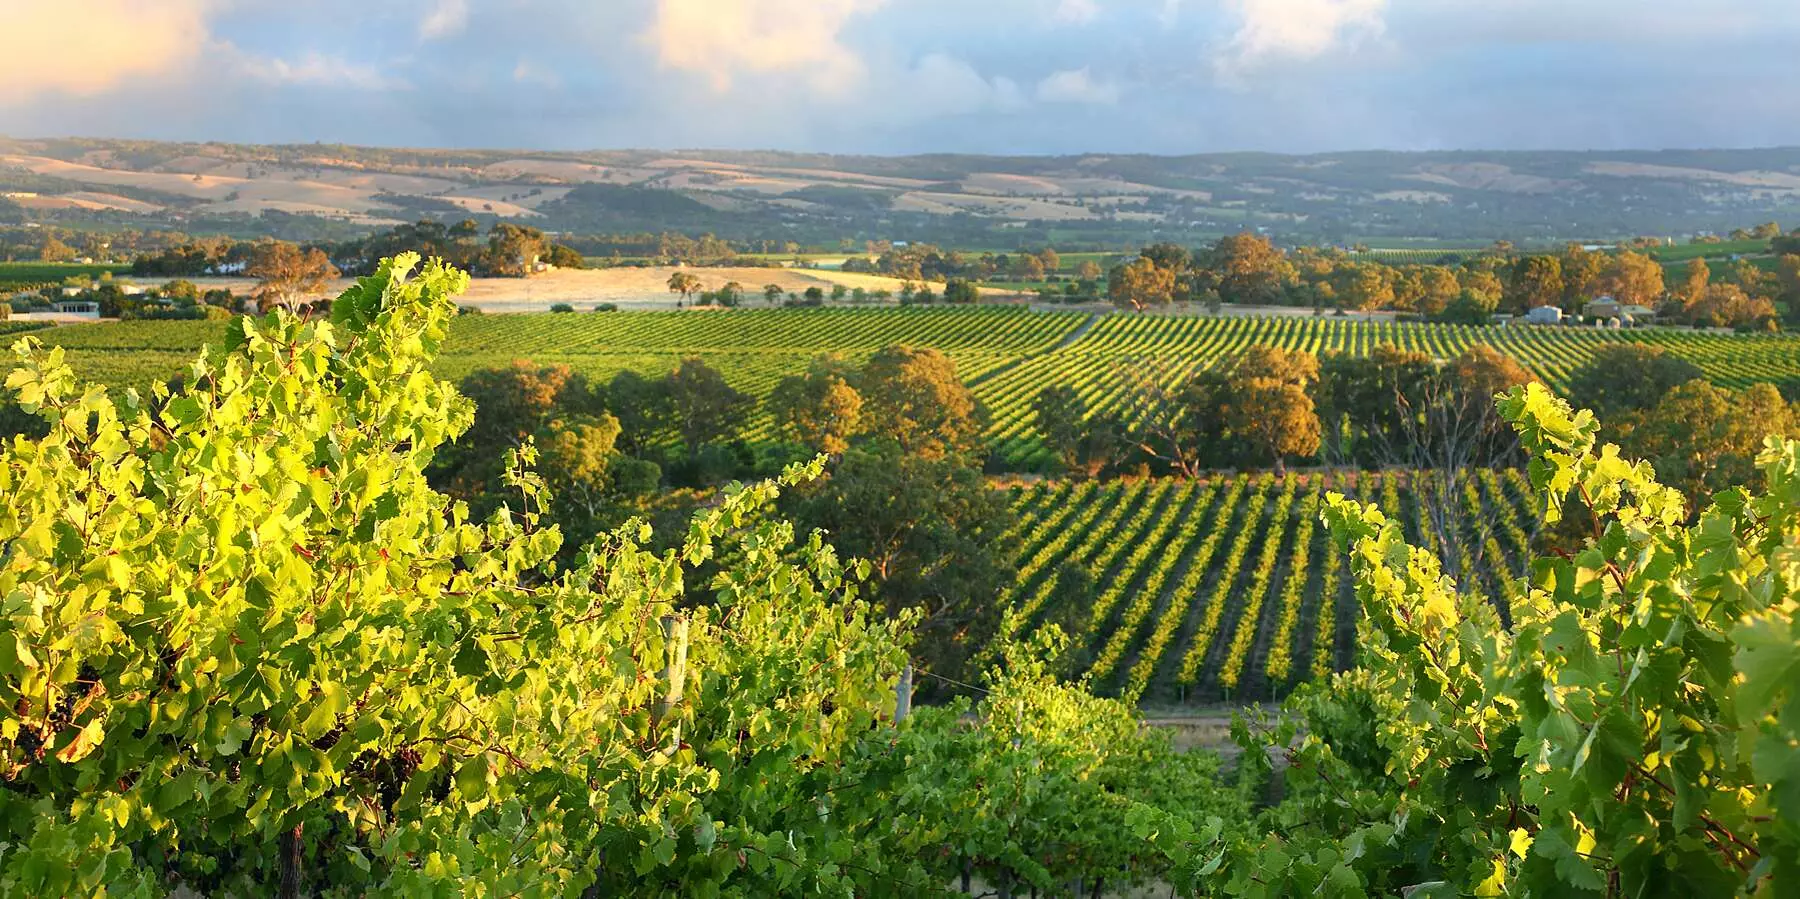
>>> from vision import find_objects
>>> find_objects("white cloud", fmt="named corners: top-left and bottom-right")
top-left (419, 0), bottom-right (470, 41)
top-left (1217, 0), bottom-right (1387, 77)
top-left (0, 0), bottom-right (216, 105)
top-left (643, 0), bottom-right (889, 95)
top-left (887, 53), bottom-right (1028, 118)
top-left (513, 59), bottom-right (562, 88)
top-left (1053, 0), bottom-right (1099, 25)
top-left (1035, 67), bottom-right (1120, 104)
top-left (241, 52), bottom-right (407, 90)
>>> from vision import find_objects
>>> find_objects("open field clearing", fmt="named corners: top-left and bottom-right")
top-left (10, 266), bottom-right (1006, 312)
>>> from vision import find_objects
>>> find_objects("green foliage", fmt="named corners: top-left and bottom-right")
top-left (852, 624), bottom-right (1245, 896)
top-left (1147, 382), bottom-right (1800, 896)
top-left (0, 254), bottom-right (930, 895)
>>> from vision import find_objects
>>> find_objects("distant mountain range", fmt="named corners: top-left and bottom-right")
top-left (5, 137), bottom-right (1800, 248)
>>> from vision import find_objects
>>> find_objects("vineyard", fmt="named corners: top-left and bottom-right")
top-left (1347, 247), bottom-right (1488, 264)
top-left (10, 308), bottom-right (1800, 468)
top-left (0, 261), bottom-right (132, 292)
top-left (1000, 469), bottom-right (1539, 703)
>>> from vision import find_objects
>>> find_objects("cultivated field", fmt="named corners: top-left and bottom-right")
top-left (4, 308), bottom-right (1796, 710)
top-left (12, 308), bottom-right (1800, 470)
top-left (1002, 469), bottom-right (1537, 702)
top-left (5, 266), bottom-right (1004, 312)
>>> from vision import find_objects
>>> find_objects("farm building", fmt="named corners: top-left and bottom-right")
top-left (1524, 305), bottom-right (1563, 325)
top-left (51, 299), bottom-right (100, 318)
top-left (1584, 298), bottom-right (1657, 325)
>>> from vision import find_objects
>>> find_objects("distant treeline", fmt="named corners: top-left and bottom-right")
top-left (125, 220), bottom-right (586, 279)
top-left (1095, 230), bottom-right (1800, 329)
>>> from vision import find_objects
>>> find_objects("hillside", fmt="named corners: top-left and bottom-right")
top-left (6, 137), bottom-right (1800, 246)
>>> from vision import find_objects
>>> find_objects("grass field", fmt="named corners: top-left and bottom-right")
top-left (9, 308), bottom-right (1800, 469)
top-left (1647, 239), bottom-right (1771, 262)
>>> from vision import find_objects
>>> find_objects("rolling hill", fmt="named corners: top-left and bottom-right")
top-left (5, 137), bottom-right (1800, 246)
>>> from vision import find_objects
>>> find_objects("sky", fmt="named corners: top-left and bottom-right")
top-left (3, 0), bottom-right (1799, 156)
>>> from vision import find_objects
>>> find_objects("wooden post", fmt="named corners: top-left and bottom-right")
top-left (278, 823), bottom-right (303, 899)
top-left (653, 616), bottom-right (689, 748)
top-left (894, 664), bottom-right (913, 723)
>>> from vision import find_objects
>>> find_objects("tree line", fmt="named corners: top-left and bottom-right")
top-left (1102, 231), bottom-right (1800, 329)
top-left (128, 219), bottom-right (585, 281)
top-left (430, 346), bottom-right (1010, 686)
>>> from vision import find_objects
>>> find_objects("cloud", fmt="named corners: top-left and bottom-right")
top-left (889, 53), bottom-right (1027, 117)
top-left (240, 52), bottom-right (407, 90)
top-left (643, 0), bottom-right (889, 94)
top-left (1217, 0), bottom-right (1386, 76)
top-left (419, 0), bottom-right (470, 41)
top-left (1035, 67), bottom-right (1120, 104)
top-left (0, 0), bottom-right (215, 104)
top-left (1053, 0), bottom-right (1099, 25)
top-left (512, 59), bottom-right (562, 88)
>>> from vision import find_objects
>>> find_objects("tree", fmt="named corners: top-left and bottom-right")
top-left (1218, 346), bottom-right (1321, 473)
top-left (1313, 344), bottom-right (1434, 467)
top-left (1556, 244), bottom-right (1605, 306)
top-left (1032, 385), bottom-right (1086, 471)
top-left (713, 281), bottom-right (743, 307)
top-left (1010, 254), bottom-right (1047, 282)
top-left (859, 345), bottom-right (984, 459)
top-left (159, 279), bottom-right (201, 302)
top-left (1032, 385), bottom-right (1121, 477)
top-left (943, 278), bottom-right (981, 304)
top-left (1435, 287), bottom-right (1497, 324)
top-left (1566, 342), bottom-right (1703, 417)
top-left (1333, 263), bottom-right (1395, 313)
top-left (38, 236), bottom-right (75, 262)
top-left (1140, 242), bottom-right (1191, 275)
top-left (1676, 256), bottom-right (1711, 312)
top-left (1594, 249), bottom-right (1665, 309)
top-left (1075, 260), bottom-right (1103, 282)
top-left (1686, 282), bottom-right (1778, 329)
top-left (1504, 254), bottom-right (1563, 313)
top-left (534, 412), bottom-right (660, 536)
top-left (1617, 380), bottom-right (1798, 505)
top-left (246, 241), bottom-right (340, 313)
top-left (543, 243), bottom-right (585, 269)
top-left (667, 271), bottom-right (702, 304)
top-left (1107, 257), bottom-right (1176, 312)
top-left (1036, 248), bottom-right (1061, 274)
top-left (483, 222), bottom-right (548, 276)
top-left (784, 451), bottom-right (1013, 683)
top-left (1202, 233), bottom-right (1293, 305)
top-left (768, 354), bottom-right (865, 454)
top-left (663, 357), bottom-right (753, 454)
top-left (1725, 257), bottom-right (1777, 299)
top-left (437, 362), bottom-right (597, 505)
top-left (1415, 267), bottom-right (1461, 317)
top-left (763, 283), bottom-right (784, 304)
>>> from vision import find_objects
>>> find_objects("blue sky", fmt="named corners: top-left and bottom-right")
top-left (4, 0), bottom-right (1799, 155)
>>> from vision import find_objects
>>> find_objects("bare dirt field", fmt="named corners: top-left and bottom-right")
top-left (175, 267), bottom-right (1014, 312)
